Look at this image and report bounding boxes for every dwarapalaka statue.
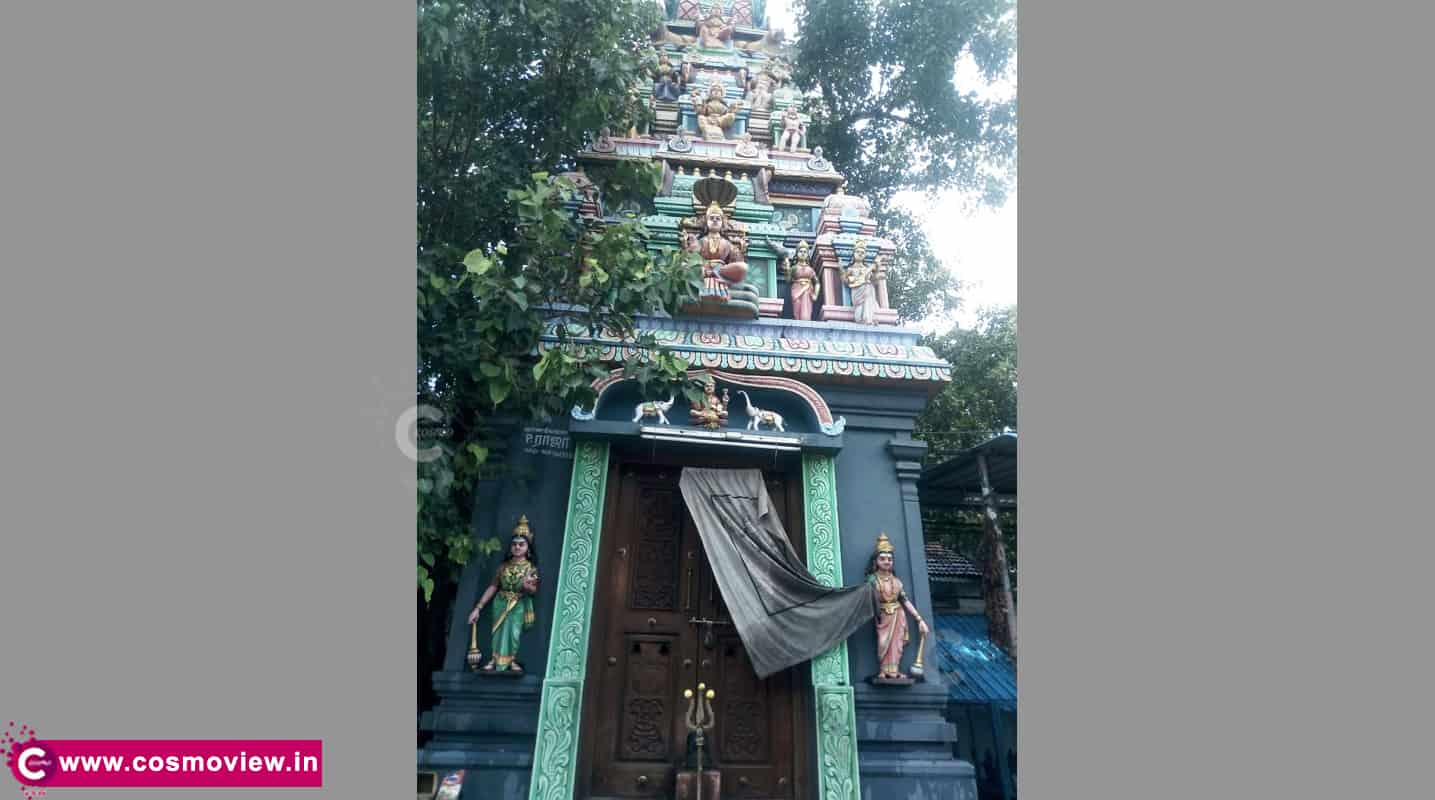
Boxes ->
[866,532,929,682]
[467,516,540,674]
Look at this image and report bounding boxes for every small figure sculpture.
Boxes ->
[669,127,694,152]
[633,394,675,425]
[694,82,741,140]
[845,238,881,325]
[737,390,785,432]
[735,132,759,158]
[777,104,804,151]
[696,12,735,49]
[784,239,820,321]
[654,69,683,101]
[806,145,831,171]
[866,533,929,682]
[688,378,730,429]
[467,516,541,674]
[652,50,674,81]
[593,126,617,153]
[745,62,787,112]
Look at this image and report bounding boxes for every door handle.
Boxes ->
[648,617,657,628]
[683,658,694,668]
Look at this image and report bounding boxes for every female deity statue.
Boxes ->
[865,533,929,681]
[466,516,541,673]
[695,82,741,140]
[686,199,749,298]
[696,12,735,49]
[784,239,819,321]
[844,238,881,325]
[777,104,804,151]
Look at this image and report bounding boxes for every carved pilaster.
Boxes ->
[526,439,611,800]
[803,452,862,799]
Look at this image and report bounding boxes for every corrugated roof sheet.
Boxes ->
[926,541,983,579]
[920,433,1018,498]
[935,613,1017,704]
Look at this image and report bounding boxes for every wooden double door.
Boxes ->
[578,461,810,800]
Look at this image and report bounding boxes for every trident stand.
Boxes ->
[678,684,718,800]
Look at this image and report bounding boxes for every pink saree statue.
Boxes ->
[865,533,929,681]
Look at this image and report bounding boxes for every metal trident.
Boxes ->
[683,683,717,800]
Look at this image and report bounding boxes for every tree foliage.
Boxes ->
[790,0,1017,323]
[915,305,1017,463]
[417,0,697,601]
[916,306,1017,576]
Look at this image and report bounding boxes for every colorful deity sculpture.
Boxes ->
[777,104,804,151]
[696,12,735,49]
[745,60,789,112]
[683,176,750,304]
[844,238,882,325]
[695,82,741,140]
[688,377,730,429]
[784,239,820,320]
[865,533,929,681]
[467,516,541,674]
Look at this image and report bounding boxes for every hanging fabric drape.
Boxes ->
[678,467,873,679]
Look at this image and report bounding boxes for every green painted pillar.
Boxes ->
[527,439,610,800]
[803,452,862,800]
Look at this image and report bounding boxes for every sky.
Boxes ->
[761,0,1017,331]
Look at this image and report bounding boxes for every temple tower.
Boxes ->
[419,5,975,798]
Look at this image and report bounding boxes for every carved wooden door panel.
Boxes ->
[688,472,806,800]
[579,463,807,800]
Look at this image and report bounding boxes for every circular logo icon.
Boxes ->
[11,741,57,786]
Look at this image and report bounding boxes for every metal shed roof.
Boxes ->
[919,433,1017,502]
[935,613,1017,705]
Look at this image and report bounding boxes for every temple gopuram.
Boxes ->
[419,3,977,799]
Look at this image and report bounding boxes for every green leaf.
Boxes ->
[463,249,491,275]
[479,362,501,377]
[507,290,528,310]
[467,443,489,464]
[489,379,511,406]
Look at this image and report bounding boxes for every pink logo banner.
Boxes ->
[7,739,322,789]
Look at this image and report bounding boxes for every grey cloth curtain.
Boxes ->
[678,467,873,679]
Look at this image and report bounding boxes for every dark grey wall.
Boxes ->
[443,420,578,676]
[820,384,942,685]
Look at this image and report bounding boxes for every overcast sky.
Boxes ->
[761,0,1017,331]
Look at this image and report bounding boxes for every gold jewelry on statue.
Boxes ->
[874,532,895,554]
[513,514,534,542]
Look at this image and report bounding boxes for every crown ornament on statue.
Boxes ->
[874,532,895,554]
[513,514,534,542]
